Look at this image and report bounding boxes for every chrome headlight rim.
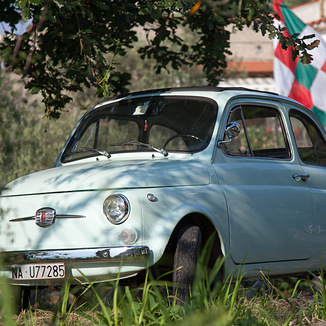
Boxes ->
[103,194,130,224]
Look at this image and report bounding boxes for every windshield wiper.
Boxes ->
[75,147,111,159]
[111,141,168,157]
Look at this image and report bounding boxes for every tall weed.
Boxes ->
[0,276,15,326]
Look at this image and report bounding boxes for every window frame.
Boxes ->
[61,95,218,163]
[289,108,326,166]
[221,103,291,160]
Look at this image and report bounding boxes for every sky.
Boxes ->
[0,20,31,35]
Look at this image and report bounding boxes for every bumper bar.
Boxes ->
[2,246,150,265]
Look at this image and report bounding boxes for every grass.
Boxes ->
[2,252,326,325]
[1,271,326,325]
[0,275,324,325]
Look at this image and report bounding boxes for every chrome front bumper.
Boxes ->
[1,246,150,285]
[2,246,150,265]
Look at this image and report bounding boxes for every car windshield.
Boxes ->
[61,96,218,162]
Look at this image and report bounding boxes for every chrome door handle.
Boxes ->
[293,174,310,182]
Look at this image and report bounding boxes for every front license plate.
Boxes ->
[11,263,65,280]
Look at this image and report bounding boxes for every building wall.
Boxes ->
[292,0,326,24]
[227,27,274,62]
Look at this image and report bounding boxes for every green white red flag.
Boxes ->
[273,0,326,125]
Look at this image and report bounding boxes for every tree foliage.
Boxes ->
[0,0,317,118]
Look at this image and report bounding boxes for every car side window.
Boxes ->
[223,105,290,159]
[290,109,326,165]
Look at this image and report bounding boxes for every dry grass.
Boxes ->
[7,278,326,326]
[15,310,100,326]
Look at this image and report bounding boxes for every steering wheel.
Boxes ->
[162,134,204,149]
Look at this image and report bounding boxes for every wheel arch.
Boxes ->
[161,212,225,273]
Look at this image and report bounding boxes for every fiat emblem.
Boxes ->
[35,208,56,228]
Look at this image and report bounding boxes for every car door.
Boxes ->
[288,106,326,261]
[214,100,315,264]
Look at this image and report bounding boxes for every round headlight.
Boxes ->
[103,194,130,224]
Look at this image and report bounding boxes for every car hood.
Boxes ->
[1,159,211,196]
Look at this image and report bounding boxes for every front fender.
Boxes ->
[139,184,228,265]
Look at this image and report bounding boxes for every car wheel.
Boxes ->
[15,286,32,312]
[172,224,202,304]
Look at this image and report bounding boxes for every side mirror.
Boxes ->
[217,121,241,147]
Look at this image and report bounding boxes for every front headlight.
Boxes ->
[103,194,130,224]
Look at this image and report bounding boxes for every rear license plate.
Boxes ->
[11,263,65,280]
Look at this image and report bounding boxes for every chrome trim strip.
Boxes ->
[2,246,150,265]
[9,217,34,222]
[55,215,86,219]
[9,214,86,222]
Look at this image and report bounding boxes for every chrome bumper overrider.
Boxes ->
[2,246,150,265]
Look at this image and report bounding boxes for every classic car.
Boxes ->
[1,86,326,301]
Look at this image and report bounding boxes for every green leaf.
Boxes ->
[302,33,315,40]
[31,87,40,94]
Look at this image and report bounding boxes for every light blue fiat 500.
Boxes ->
[1,86,326,300]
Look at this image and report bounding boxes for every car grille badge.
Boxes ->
[35,208,56,228]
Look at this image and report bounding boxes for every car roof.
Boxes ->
[92,86,308,115]
[107,86,278,101]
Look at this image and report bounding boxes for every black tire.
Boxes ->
[15,286,32,312]
[172,224,202,304]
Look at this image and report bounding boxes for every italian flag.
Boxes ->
[273,0,326,125]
